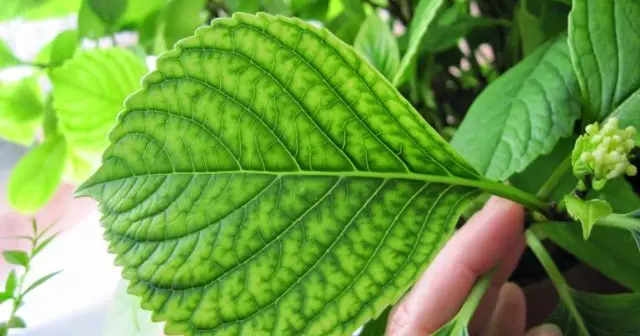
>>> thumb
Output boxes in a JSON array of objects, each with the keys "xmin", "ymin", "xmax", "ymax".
[{"xmin": 525, "ymin": 324, "xmax": 563, "ymax": 336}]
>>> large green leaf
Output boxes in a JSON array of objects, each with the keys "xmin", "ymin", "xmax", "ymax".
[
  {"xmin": 393, "ymin": 0, "xmax": 445, "ymax": 86},
  {"xmin": 451, "ymin": 37, "xmax": 581, "ymax": 181},
  {"xmin": 7, "ymin": 136, "xmax": 67, "ymax": 213},
  {"xmin": 0, "ymin": 77, "xmax": 44, "ymax": 145},
  {"xmin": 78, "ymin": 13, "xmax": 487, "ymax": 336},
  {"xmin": 354, "ymin": 15, "xmax": 400, "ymax": 81},
  {"xmin": 547, "ymin": 290, "xmax": 640, "ymax": 336},
  {"xmin": 50, "ymin": 48, "xmax": 147, "ymax": 153},
  {"xmin": 569, "ymin": 0, "xmax": 640, "ymax": 130}
]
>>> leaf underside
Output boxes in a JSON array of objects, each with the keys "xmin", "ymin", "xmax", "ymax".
[{"xmin": 78, "ymin": 13, "xmax": 481, "ymax": 336}]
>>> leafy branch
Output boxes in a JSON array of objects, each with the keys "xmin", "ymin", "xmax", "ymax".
[{"xmin": 0, "ymin": 220, "xmax": 61, "ymax": 336}]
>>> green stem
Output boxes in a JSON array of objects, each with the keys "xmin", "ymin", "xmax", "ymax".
[
  {"xmin": 525, "ymin": 230, "xmax": 589, "ymax": 336},
  {"xmin": 456, "ymin": 269, "xmax": 496, "ymax": 326},
  {"xmin": 536, "ymin": 154, "xmax": 572, "ymax": 200},
  {"xmin": 596, "ymin": 214, "xmax": 640, "ymax": 231}
]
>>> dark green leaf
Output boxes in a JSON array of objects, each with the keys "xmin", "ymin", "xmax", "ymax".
[
  {"xmin": 163, "ymin": 0, "xmax": 207, "ymax": 48},
  {"xmin": 7, "ymin": 317, "xmax": 25, "ymax": 328},
  {"xmin": 326, "ymin": 0, "xmax": 365, "ymax": 44},
  {"xmin": 354, "ymin": 15, "xmax": 400, "ymax": 81},
  {"xmin": 291, "ymin": 0, "xmax": 328, "ymax": 20},
  {"xmin": 3, "ymin": 251, "xmax": 29, "ymax": 268},
  {"xmin": 77, "ymin": 13, "xmax": 484, "ymax": 335},
  {"xmin": 8, "ymin": 136, "xmax": 67, "ymax": 214},
  {"xmin": 393, "ymin": 0, "xmax": 446, "ymax": 86},
  {"xmin": 547, "ymin": 290, "xmax": 640, "ymax": 336},
  {"xmin": 452, "ymin": 37, "xmax": 580, "ymax": 181},
  {"xmin": 4, "ymin": 271, "xmax": 17, "ymax": 295},
  {"xmin": 0, "ymin": 39, "xmax": 20, "ymax": 69},
  {"xmin": 360, "ymin": 307, "xmax": 391, "ymax": 336},
  {"xmin": 88, "ymin": 0, "xmax": 127, "ymax": 26},
  {"xmin": 516, "ymin": 0, "xmax": 569, "ymax": 56},
  {"xmin": 569, "ymin": 0, "xmax": 640, "ymax": 128},
  {"xmin": 23, "ymin": 271, "xmax": 62, "ymax": 295},
  {"xmin": 534, "ymin": 223, "xmax": 640, "ymax": 291},
  {"xmin": 0, "ymin": 77, "xmax": 44, "ymax": 145},
  {"xmin": 50, "ymin": 48, "xmax": 147, "ymax": 153}
]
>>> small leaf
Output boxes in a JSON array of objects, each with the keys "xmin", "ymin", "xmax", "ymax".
[
  {"xmin": 32, "ymin": 233, "xmax": 59, "ymax": 258},
  {"xmin": 226, "ymin": 0, "xmax": 260, "ymax": 13},
  {"xmin": 0, "ymin": 77, "xmax": 44, "ymax": 145},
  {"xmin": 4, "ymin": 271, "xmax": 17, "ymax": 296},
  {"xmin": 452, "ymin": 37, "xmax": 581, "ymax": 181},
  {"xmin": 77, "ymin": 13, "xmax": 484, "ymax": 335},
  {"xmin": 3, "ymin": 251, "xmax": 29, "ymax": 268},
  {"xmin": 354, "ymin": 14, "xmax": 400, "ymax": 81},
  {"xmin": 36, "ymin": 30, "xmax": 78, "ymax": 66},
  {"xmin": 0, "ymin": 291, "xmax": 11, "ymax": 304},
  {"xmin": 102, "ymin": 280, "xmax": 164, "ymax": 336},
  {"xmin": 547, "ymin": 290, "xmax": 640, "ymax": 336},
  {"xmin": 163, "ymin": 0, "xmax": 208, "ymax": 48},
  {"xmin": 393, "ymin": 0, "xmax": 445, "ymax": 86},
  {"xmin": 78, "ymin": 0, "xmax": 106, "ymax": 39},
  {"xmin": 23, "ymin": 271, "xmax": 62, "ymax": 295},
  {"xmin": 0, "ymin": 323, "xmax": 6, "ymax": 336},
  {"xmin": 564, "ymin": 194, "xmax": 612, "ymax": 240},
  {"xmin": 88, "ymin": 0, "xmax": 127, "ymax": 26},
  {"xmin": 8, "ymin": 136, "xmax": 67, "ymax": 214},
  {"xmin": 7, "ymin": 317, "xmax": 25, "ymax": 328},
  {"xmin": 569, "ymin": 0, "xmax": 640, "ymax": 127},
  {"xmin": 291, "ymin": 0, "xmax": 329, "ymax": 20},
  {"xmin": 50, "ymin": 48, "xmax": 147, "ymax": 152},
  {"xmin": 0, "ymin": 39, "xmax": 20, "ymax": 69}
]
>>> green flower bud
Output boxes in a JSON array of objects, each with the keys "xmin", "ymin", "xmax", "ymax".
[{"xmin": 571, "ymin": 118, "xmax": 637, "ymax": 190}]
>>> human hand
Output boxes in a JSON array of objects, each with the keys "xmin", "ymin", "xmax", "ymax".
[{"xmin": 386, "ymin": 197, "xmax": 562, "ymax": 336}]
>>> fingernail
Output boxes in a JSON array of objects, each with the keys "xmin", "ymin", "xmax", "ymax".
[{"xmin": 526, "ymin": 323, "xmax": 563, "ymax": 336}]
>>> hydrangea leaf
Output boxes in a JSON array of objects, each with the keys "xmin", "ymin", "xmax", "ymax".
[
  {"xmin": 354, "ymin": 14, "xmax": 400, "ymax": 81},
  {"xmin": 0, "ymin": 77, "xmax": 44, "ymax": 145},
  {"xmin": 451, "ymin": 36, "xmax": 581, "ymax": 181},
  {"xmin": 564, "ymin": 194, "xmax": 612, "ymax": 240},
  {"xmin": 77, "ymin": 13, "xmax": 488, "ymax": 336},
  {"xmin": 50, "ymin": 48, "xmax": 147, "ymax": 153}
]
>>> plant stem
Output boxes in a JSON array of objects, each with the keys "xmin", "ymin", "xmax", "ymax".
[
  {"xmin": 596, "ymin": 214, "xmax": 640, "ymax": 231},
  {"xmin": 456, "ymin": 268, "xmax": 496, "ymax": 326},
  {"xmin": 525, "ymin": 230, "xmax": 589, "ymax": 336},
  {"xmin": 536, "ymin": 154, "xmax": 572, "ymax": 200}
]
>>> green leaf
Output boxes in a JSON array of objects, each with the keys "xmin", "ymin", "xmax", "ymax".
[
  {"xmin": 3, "ymin": 251, "xmax": 29, "ymax": 268},
  {"xmin": 291, "ymin": 0, "xmax": 329, "ymax": 20},
  {"xmin": 163, "ymin": 0, "xmax": 208, "ymax": 48},
  {"xmin": 451, "ymin": 37, "xmax": 581, "ymax": 181},
  {"xmin": 226, "ymin": 0, "xmax": 260, "ymax": 13},
  {"xmin": 563, "ymin": 194, "xmax": 612, "ymax": 240},
  {"xmin": 432, "ymin": 323, "xmax": 469, "ymax": 336},
  {"xmin": 8, "ymin": 136, "xmax": 67, "ymax": 213},
  {"xmin": 533, "ymin": 222, "xmax": 640, "ymax": 291},
  {"xmin": 22, "ymin": 0, "xmax": 82, "ymax": 20},
  {"xmin": 0, "ymin": 77, "xmax": 44, "ymax": 145},
  {"xmin": 102, "ymin": 280, "xmax": 164, "ymax": 336},
  {"xmin": 516, "ymin": 1, "xmax": 546, "ymax": 56},
  {"xmin": 359, "ymin": 307, "xmax": 390, "ymax": 336},
  {"xmin": 88, "ymin": 0, "xmax": 127, "ymax": 27},
  {"xmin": 326, "ymin": 0, "xmax": 365, "ymax": 44},
  {"xmin": 118, "ymin": 0, "xmax": 166, "ymax": 27},
  {"xmin": 51, "ymin": 48, "xmax": 147, "ymax": 152},
  {"xmin": 354, "ymin": 15, "xmax": 400, "ymax": 81},
  {"xmin": 547, "ymin": 290, "xmax": 640, "ymax": 336},
  {"xmin": 23, "ymin": 271, "xmax": 62, "ymax": 295},
  {"xmin": 78, "ymin": 13, "xmax": 486, "ymax": 335},
  {"xmin": 7, "ymin": 317, "xmax": 25, "ymax": 329},
  {"xmin": 78, "ymin": 0, "xmax": 107, "ymax": 39},
  {"xmin": 4, "ymin": 270, "xmax": 17, "ymax": 295},
  {"xmin": 32, "ymin": 233, "xmax": 59, "ymax": 258},
  {"xmin": 0, "ymin": 39, "xmax": 20, "ymax": 69},
  {"xmin": 516, "ymin": 0, "xmax": 569, "ymax": 57},
  {"xmin": 0, "ymin": 292, "xmax": 11, "ymax": 304},
  {"xmin": 393, "ymin": 0, "xmax": 445, "ymax": 86},
  {"xmin": 36, "ymin": 30, "xmax": 78, "ymax": 66},
  {"xmin": 569, "ymin": 0, "xmax": 640, "ymax": 124}
]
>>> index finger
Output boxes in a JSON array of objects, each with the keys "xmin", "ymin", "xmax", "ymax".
[{"xmin": 387, "ymin": 197, "xmax": 525, "ymax": 335}]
